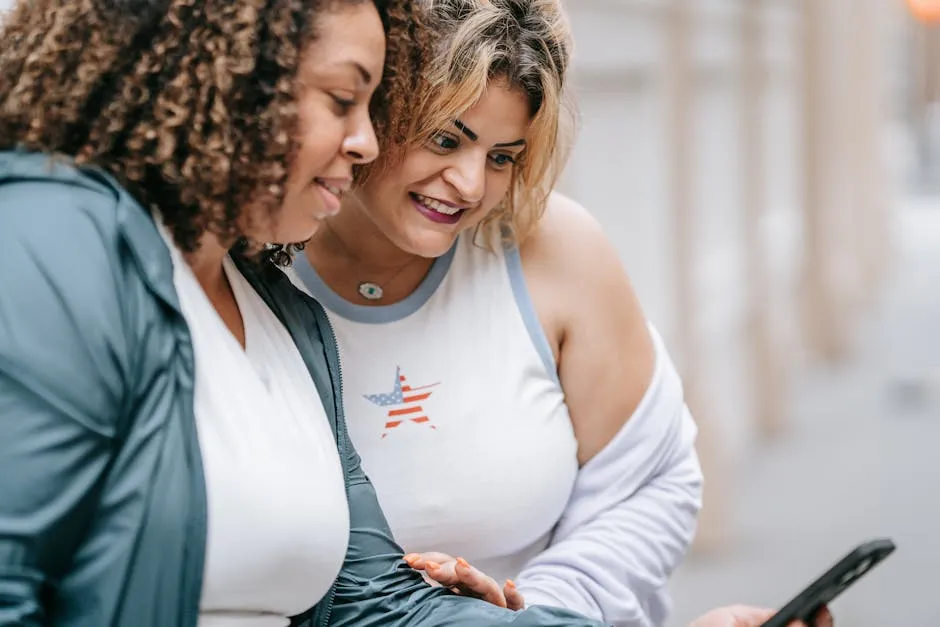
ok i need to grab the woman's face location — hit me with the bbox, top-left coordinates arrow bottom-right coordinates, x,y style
349,80 -> 533,258
263,2 -> 386,244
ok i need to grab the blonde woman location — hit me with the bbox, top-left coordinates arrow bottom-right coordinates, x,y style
289,1 -> 702,626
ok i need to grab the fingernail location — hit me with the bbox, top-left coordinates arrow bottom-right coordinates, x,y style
456,557 -> 471,569
403,553 -> 419,563
425,560 -> 441,570
505,579 -> 516,589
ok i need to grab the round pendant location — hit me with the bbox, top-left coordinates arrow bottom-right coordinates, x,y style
358,281 -> 384,300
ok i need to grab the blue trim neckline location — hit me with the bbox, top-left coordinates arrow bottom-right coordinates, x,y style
292,242 -> 457,324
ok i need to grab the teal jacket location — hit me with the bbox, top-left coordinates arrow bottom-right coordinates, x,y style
0,150 -> 608,627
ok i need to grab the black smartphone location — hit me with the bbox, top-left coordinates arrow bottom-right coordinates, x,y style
760,538 -> 896,627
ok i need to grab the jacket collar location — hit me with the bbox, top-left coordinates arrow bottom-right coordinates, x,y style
114,188 -> 183,315
0,149 -> 182,315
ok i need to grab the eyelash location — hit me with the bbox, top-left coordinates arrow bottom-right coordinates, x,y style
331,95 -> 356,115
429,132 -> 517,169
489,154 -> 516,169
430,132 -> 459,151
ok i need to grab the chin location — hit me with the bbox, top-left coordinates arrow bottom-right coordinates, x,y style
300,217 -> 325,241
403,230 -> 459,259
273,218 -> 322,245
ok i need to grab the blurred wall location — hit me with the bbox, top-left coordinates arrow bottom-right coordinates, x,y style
560,0 -> 904,549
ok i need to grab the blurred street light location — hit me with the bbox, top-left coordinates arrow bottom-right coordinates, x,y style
908,0 -> 940,23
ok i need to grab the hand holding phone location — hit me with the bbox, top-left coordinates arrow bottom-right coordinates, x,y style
760,538 -> 896,627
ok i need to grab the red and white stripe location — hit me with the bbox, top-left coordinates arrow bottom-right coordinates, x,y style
383,372 -> 438,437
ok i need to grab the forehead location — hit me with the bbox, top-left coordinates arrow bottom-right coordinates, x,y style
456,83 -> 532,144
301,2 -> 386,83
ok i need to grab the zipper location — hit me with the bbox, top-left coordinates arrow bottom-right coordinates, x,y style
314,304 -> 346,627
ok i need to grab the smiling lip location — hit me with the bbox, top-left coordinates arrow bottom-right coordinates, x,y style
409,193 -> 466,225
312,177 -> 351,218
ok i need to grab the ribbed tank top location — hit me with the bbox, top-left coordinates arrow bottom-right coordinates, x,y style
290,234 -> 578,582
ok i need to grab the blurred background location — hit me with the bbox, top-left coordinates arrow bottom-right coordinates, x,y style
557,1 -> 939,625
1,0 -> 935,623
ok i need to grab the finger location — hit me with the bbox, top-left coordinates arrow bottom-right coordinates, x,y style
729,606 -> 777,623
811,607 -> 834,627
404,552 -> 455,571
416,552 -> 457,563
792,606 -> 833,627
403,553 -> 427,570
504,579 -> 525,611
454,557 -> 507,608
423,560 -> 463,588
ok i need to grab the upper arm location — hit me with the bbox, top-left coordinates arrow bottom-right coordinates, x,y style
520,193 -> 654,465
0,189 -> 129,623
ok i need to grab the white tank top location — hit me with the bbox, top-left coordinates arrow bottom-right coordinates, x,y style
290,234 -> 578,583
159,225 -> 350,627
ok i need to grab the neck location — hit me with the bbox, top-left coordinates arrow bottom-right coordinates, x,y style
184,233 -> 230,296
317,193 -> 421,273
306,193 -> 435,305
184,231 -> 247,347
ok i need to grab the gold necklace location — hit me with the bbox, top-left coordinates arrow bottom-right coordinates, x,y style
323,222 -> 422,301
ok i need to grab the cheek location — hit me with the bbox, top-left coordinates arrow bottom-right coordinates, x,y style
481,173 -> 514,212
294,102 -> 345,171
356,178 -> 393,211
398,151 -> 446,188
359,166 -> 411,209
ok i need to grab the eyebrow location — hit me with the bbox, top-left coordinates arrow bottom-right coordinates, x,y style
453,119 -> 526,149
453,119 -> 478,141
340,60 -> 373,85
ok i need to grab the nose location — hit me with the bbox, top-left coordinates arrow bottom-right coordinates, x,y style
342,112 -> 380,165
442,152 -> 486,204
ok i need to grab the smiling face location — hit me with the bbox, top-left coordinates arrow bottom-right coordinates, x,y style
254,1 -> 386,245
347,79 -> 533,258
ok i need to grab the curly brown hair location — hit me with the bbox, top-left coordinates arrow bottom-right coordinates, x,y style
0,0 -> 429,259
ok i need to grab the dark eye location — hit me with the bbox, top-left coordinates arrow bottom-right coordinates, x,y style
429,132 -> 459,151
489,153 -> 516,169
331,95 -> 355,115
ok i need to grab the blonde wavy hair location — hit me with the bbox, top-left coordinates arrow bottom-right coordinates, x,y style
360,0 -> 577,245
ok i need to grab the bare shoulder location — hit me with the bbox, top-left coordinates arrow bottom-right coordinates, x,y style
519,191 -> 640,324
520,192 -> 655,464
519,191 -> 614,274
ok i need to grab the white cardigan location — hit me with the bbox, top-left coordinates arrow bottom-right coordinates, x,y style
515,325 -> 704,627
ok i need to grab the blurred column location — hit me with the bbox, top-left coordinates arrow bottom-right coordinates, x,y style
925,25 -> 940,112
849,0 -> 893,309
666,0 -> 730,552
799,0 -> 850,360
799,0 -> 892,361
740,0 -> 785,437
912,15 -> 940,185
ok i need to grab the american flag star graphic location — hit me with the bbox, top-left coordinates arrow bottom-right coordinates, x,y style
364,366 -> 440,438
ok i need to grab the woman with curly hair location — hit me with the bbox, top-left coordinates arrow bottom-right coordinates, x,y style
0,1 -> 611,626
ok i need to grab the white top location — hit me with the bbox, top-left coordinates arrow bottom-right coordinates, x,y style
289,233 -> 704,627
289,234 -> 579,583
159,227 -> 350,627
